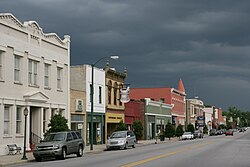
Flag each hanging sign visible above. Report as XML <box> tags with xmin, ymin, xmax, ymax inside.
<box><xmin>120</xmin><ymin>86</ymin><xmax>130</xmax><ymax>103</ymax></box>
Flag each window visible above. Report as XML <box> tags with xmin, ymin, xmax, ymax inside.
<box><xmin>44</xmin><ymin>64</ymin><xmax>50</xmax><ymax>87</ymax></box>
<box><xmin>71</xmin><ymin>132</ymin><xmax>78</xmax><ymax>140</ymax></box>
<box><xmin>99</xmin><ymin>86</ymin><xmax>102</xmax><ymax>104</ymax></box>
<box><xmin>4</xmin><ymin>106</ymin><xmax>10</xmax><ymax>135</ymax></box>
<box><xmin>57</xmin><ymin>67</ymin><xmax>62</xmax><ymax>90</ymax></box>
<box><xmin>0</xmin><ymin>51</ymin><xmax>3</xmax><ymax>80</ymax></box>
<box><xmin>16</xmin><ymin>107</ymin><xmax>22</xmax><ymax>134</ymax></box>
<box><xmin>28</xmin><ymin>59</ymin><xmax>38</xmax><ymax>86</ymax></box>
<box><xmin>14</xmin><ymin>55</ymin><xmax>21</xmax><ymax>82</ymax></box>
<box><xmin>90</xmin><ymin>84</ymin><xmax>92</xmax><ymax>102</ymax></box>
<box><xmin>114</xmin><ymin>83</ymin><xmax>118</xmax><ymax>105</ymax></box>
<box><xmin>108</xmin><ymin>81</ymin><xmax>112</xmax><ymax>105</ymax></box>
<box><xmin>43</xmin><ymin>109</ymin><xmax>46</xmax><ymax>133</ymax></box>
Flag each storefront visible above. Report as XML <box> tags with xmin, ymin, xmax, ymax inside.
<box><xmin>71</xmin><ymin>114</ymin><xmax>85</xmax><ymax>140</ymax></box>
<box><xmin>86</xmin><ymin>113</ymin><xmax>105</xmax><ymax>145</ymax></box>
<box><xmin>106</xmin><ymin>112</ymin><xmax>124</xmax><ymax>138</ymax></box>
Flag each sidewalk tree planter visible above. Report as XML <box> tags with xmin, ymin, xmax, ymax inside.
<box><xmin>44</xmin><ymin>114</ymin><xmax>69</xmax><ymax>137</ymax></box>
<box><xmin>186</xmin><ymin>124</ymin><xmax>195</xmax><ymax>133</ymax></box>
<box><xmin>164</xmin><ymin>122</ymin><xmax>175</xmax><ymax>140</ymax></box>
<box><xmin>175</xmin><ymin>124</ymin><xmax>184</xmax><ymax>139</ymax></box>
<box><xmin>132</xmin><ymin>120</ymin><xmax>143</xmax><ymax>140</ymax></box>
<box><xmin>115</xmin><ymin>121</ymin><xmax>127</xmax><ymax>131</ymax></box>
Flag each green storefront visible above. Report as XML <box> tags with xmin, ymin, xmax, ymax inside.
<box><xmin>86</xmin><ymin>113</ymin><xmax>105</xmax><ymax>145</ymax></box>
<box><xmin>144</xmin><ymin>98</ymin><xmax>172</xmax><ymax>140</ymax></box>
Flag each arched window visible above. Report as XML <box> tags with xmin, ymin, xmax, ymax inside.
<box><xmin>114</xmin><ymin>82</ymin><xmax>118</xmax><ymax>105</ymax></box>
<box><xmin>108</xmin><ymin>80</ymin><xmax>112</xmax><ymax>105</ymax></box>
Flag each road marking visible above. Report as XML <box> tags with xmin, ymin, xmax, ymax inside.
<box><xmin>120</xmin><ymin>142</ymin><xmax>213</xmax><ymax>167</ymax></box>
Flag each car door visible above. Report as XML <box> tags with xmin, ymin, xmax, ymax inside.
<box><xmin>71</xmin><ymin>132</ymin><xmax>79</xmax><ymax>153</ymax></box>
<box><xmin>66</xmin><ymin>132</ymin><xmax>74</xmax><ymax>154</ymax></box>
<box><xmin>127</xmin><ymin>131</ymin><xmax>133</xmax><ymax>146</ymax></box>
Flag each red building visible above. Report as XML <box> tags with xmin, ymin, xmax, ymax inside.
<box><xmin>217</xmin><ymin>108</ymin><xmax>225</xmax><ymax>125</ymax></box>
<box><xmin>124</xmin><ymin>100</ymin><xmax>145</xmax><ymax>132</ymax></box>
<box><xmin>130</xmin><ymin>79</ymin><xmax>186</xmax><ymax>127</ymax></box>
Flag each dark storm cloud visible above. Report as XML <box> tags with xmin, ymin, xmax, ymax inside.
<box><xmin>1</xmin><ymin>0</ymin><xmax>250</xmax><ymax>110</ymax></box>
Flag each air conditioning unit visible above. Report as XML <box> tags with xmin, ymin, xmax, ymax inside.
<box><xmin>75</xmin><ymin>99</ymin><xmax>83</xmax><ymax>112</ymax></box>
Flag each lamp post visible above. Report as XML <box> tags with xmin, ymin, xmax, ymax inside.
<box><xmin>22</xmin><ymin>107</ymin><xmax>28</xmax><ymax>160</ymax></box>
<box><xmin>90</xmin><ymin>55</ymin><xmax>119</xmax><ymax>150</ymax></box>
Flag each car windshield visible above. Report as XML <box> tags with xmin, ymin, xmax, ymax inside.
<box><xmin>44</xmin><ymin>133</ymin><xmax>65</xmax><ymax>142</ymax></box>
<box><xmin>110</xmin><ymin>132</ymin><xmax>126</xmax><ymax>139</ymax></box>
<box><xmin>183</xmin><ymin>132</ymin><xmax>191</xmax><ymax>135</ymax></box>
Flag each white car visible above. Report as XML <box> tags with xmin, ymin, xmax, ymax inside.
<box><xmin>181</xmin><ymin>132</ymin><xmax>194</xmax><ymax>140</ymax></box>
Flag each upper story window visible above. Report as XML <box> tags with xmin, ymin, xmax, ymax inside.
<box><xmin>114</xmin><ymin>83</ymin><xmax>118</xmax><ymax>105</ymax></box>
<box><xmin>108</xmin><ymin>81</ymin><xmax>112</xmax><ymax>105</ymax></box>
<box><xmin>99</xmin><ymin>86</ymin><xmax>102</xmax><ymax>104</ymax></box>
<box><xmin>14</xmin><ymin>55</ymin><xmax>21</xmax><ymax>83</ymax></box>
<box><xmin>57</xmin><ymin>67</ymin><xmax>63</xmax><ymax>90</ymax></box>
<box><xmin>28</xmin><ymin>59</ymin><xmax>38</xmax><ymax>86</ymax></box>
<box><xmin>0</xmin><ymin>51</ymin><xmax>3</xmax><ymax>80</ymax></box>
<box><xmin>44</xmin><ymin>64</ymin><xmax>50</xmax><ymax>88</ymax></box>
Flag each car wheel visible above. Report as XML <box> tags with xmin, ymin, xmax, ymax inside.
<box><xmin>132</xmin><ymin>141</ymin><xmax>136</xmax><ymax>148</ymax></box>
<box><xmin>35</xmin><ymin>157</ymin><xmax>42</xmax><ymax>162</ymax></box>
<box><xmin>77</xmin><ymin>145</ymin><xmax>83</xmax><ymax>157</ymax></box>
<box><xmin>124</xmin><ymin>142</ymin><xmax>128</xmax><ymax>150</ymax></box>
<box><xmin>61</xmin><ymin>147</ymin><xmax>66</xmax><ymax>160</ymax></box>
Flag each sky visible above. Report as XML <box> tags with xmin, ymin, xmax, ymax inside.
<box><xmin>1</xmin><ymin>0</ymin><xmax>250</xmax><ymax>111</ymax></box>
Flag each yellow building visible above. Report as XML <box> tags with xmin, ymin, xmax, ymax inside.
<box><xmin>104</xmin><ymin>62</ymin><xmax>127</xmax><ymax>140</ymax></box>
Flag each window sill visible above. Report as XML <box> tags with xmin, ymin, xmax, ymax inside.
<box><xmin>3</xmin><ymin>135</ymin><xmax>12</xmax><ymax>139</ymax></box>
<box><xmin>14</xmin><ymin>81</ymin><xmax>23</xmax><ymax>85</ymax></box>
<box><xmin>16</xmin><ymin>135</ymin><xmax>24</xmax><ymax>138</ymax></box>
<box><xmin>57</xmin><ymin>89</ymin><xmax>63</xmax><ymax>92</ymax></box>
<box><xmin>44</xmin><ymin>86</ymin><xmax>51</xmax><ymax>90</ymax></box>
<box><xmin>29</xmin><ymin>84</ymin><xmax>39</xmax><ymax>88</ymax></box>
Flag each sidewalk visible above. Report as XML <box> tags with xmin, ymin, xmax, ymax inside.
<box><xmin>0</xmin><ymin>138</ymin><xmax>178</xmax><ymax>167</ymax></box>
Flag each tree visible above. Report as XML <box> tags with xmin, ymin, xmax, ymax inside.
<box><xmin>115</xmin><ymin>121</ymin><xmax>127</xmax><ymax>131</ymax></box>
<box><xmin>132</xmin><ymin>120</ymin><xmax>143</xmax><ymax>140</ymax></box>
<box><xmin>45</xmin><ymin>114</ymin><xmax>69</xmax><ymax>137</ymax></box>
<box><xmin>175</xmin><ymin>124</ymin><xmax>184</xmax><ymax>139</ymax></box>
<box><xmin>186</xmin><ymin>124</ymin><xmax>195</xmax><ymax>133</ymax></box>
<box><xmin>164</xmin><ymin>122</ymin><xmax>175</xmax><ymax>140</ymax></box>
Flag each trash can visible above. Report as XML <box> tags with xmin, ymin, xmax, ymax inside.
<box><xmin>160</xmin><ymin>135</ymin><xmax>165</xmax><ymax>141</ymax></box>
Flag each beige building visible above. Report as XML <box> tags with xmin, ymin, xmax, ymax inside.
<box><xmin>104</xmin><ymin>62</ymin><xmax>127</xmax><ymax>139</ymax></box>
<box><xmin>186</xmin><ymin>98</ymin><xmax>204</xmax><ymax>130</ymax></box>
<box><xmin>0</xmin><ymin>13</ymin><xmax>70</xmax><ymax>155</ymax></box>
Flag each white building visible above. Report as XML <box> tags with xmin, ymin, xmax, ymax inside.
<box><xmin>0</xmin><ymin>13</ymin><xmax>70</xmax><ymax>155</ymax></box>
<box><xmin>203</xmin><ymin>107</ymin><xmax>214</xmax><ymax>132</ymax></box>
<box><xmin>70</xmin><ymin>65</ymin><xmax>106</xmax><ymax>145</ymax></box>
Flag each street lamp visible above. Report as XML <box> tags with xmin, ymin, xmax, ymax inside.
<box><xmin>90</xmin><ymin>55</ymin><xmax>119</xmax><ymax>150</ymax></box>
<box><xmin>22</xmin><ymin>107</ymin><xmax>28</xmax><ymax>160</ymax></box>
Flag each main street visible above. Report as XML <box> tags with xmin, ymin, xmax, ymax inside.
<box><xmin>10</xmin><ymin>130</ymin><xmax>250</xmax><ymax>167</ymax></box>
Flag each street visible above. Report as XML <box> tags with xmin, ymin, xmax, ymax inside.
<box><xmin>10</xmin><ymin>130</ymin><xmax>250</xmax><ymax>167</ymax></box>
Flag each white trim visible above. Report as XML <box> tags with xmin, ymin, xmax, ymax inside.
<box><xmin>172</xmin><ymin>113</ymin><xmax>186</xmax><ymax>117</ymax></box>
<box><xmin>13</xmin><ymin>50</ymin><xmax>24</xmax><ymax>57</ymax></box>
<box><xmin>0</xmin><ymin>45</ymin><xmax>7</xmax><ymax>51</ymax></box>
<box><xmin>28</xmin><ymin>54</ymin><xmax>40</xmax><ymax>62</ymax></box>
<box><xmin>145</xmin><ymin>113</ymin><xmax>171</xmax><ymax>117</ymax></box>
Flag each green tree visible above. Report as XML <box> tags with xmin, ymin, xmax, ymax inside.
<box><xmin>45</xmin><ymin>114</ymin><xmax>69</xmax><ymax>137</ymax></box>
<box><xmin>164</xmin><ymin>122</ymin><xmax>175</xmax><ymax>140</ymax></box>
<box><xmin>115</xmin><ymin>121</ymin><xmax>127</xmax><ymax>131</ymax></box>
<box><xmin>186</xmin><ymin>124</ymin><xmax>195</xmax><ymax>133</ymax></box>
<box><xmin>175</xmin><ymin>124</ymin><xmax>184</xmax><ymax>138</ymax></box>
<box><xmin>132</xmin><ymin>120</ymin><xmax>143</xmax><ymax>140</ymax></box>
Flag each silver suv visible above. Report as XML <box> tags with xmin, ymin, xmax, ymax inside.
<box><xmin>106</xmin><ymin>130</ymin><xmax>136</xmax><ymax>150</ymax></box>
<box><xmin>33</xmin><ymin>131</ymin><xmax>84</xmax><ymax>162</ymax></box>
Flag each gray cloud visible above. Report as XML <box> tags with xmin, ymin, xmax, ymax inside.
<box><xmin>1</xmin><ymin>0</ymin><xmax>250</xmax><ymax>111</ymax></box>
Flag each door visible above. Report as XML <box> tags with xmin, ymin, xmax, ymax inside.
<box><xmin>66</xmin><ymin>132</ymin><xmax>74</xmax><ymax>154</ymax></box>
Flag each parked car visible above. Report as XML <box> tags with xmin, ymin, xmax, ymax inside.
<box><xmin>33</xmin><ymin>131</ymin><xmax>85</xmax><ymax>162</ymax></box>
<box><xmin>225</xmin><ymin>130</ymin><xmax>234</xmax><ymax>136</ymax></box>
<box><xmin>181</xmin><ymin>132</ymin><xmax>194</xmax><ymax>140</ymax></box>
<box><xmin>209</xmin><ymin>129</ymin><xmax>217</xmax><ymax>136</ymax></box>
<box><xmin>193</xmin><ymin>130</ymin><xmax>204</xmax><ymax>139</ymax></box>
<box><xmin>106</xmin><ymin>130</ymin><xmax>136</xmax><ymax>150</ymax></box>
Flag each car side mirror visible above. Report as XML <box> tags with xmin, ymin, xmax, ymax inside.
<box><xmin>127</xmin><ymin>135</ymin><xmax>131</xmax><ymax>138</ymax></box>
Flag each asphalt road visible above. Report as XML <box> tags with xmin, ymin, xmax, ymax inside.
<box><xmin>11</xmin><ymin>130</ymin><xmax>250</xmax><ymax>167</ymax></box>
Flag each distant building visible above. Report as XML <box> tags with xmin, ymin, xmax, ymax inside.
<box><xmin>130</xmin><ymin>79</ymin><xmax>186</xmax><ymax>127</ymax></box>
<box><xmin>186</xmin><ymin>98</ymin><xmax>205</xmax><ymax>131</ymax></box>
<box><xmin>0</xmin><ymin>13</ymin><xmax>70</xmax><ymax>155</ymax></box>
<box><xmin>203</xmin><ymin>106</ymin><xmax>214</xmax><ymax>132</ymax></box>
